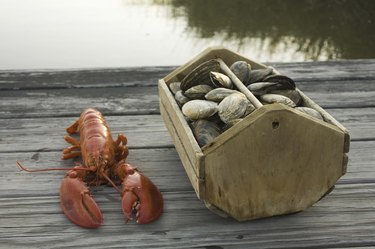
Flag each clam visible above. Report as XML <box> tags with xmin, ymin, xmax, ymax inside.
<box><xmin>206</xmin><ymin>112</ymin><xmax>224</xmax><ymax>125</ymax></box>
<box><xmin>247</xmin><ymin>68</ymin><xmax>274</xmax><ymax>85</ymax></box>
<box><xmin>263</xmin><ymin>75</ymin><xmax>296</xmax><ymax>90</ymax></box>
<box><xmin>218</xmin><ymin>93</ymin><xmax>248</xmax><ymax>124</ymax></box>
<box><xmin>169</xmin><ymin>82</ymin><xmax>181</xmax><ymax>95</ymax></box>
<box><xmin>180</xmin><ymin>59</ymin><xmax>220</xmax><ymax>91</ymax></box>
<box><xmin>175</xmin><ymin>90</ymin><xmax>190</xmax><ymax>106</ymax></box>
<box><xmin>260</xmin><ymin>94</ymin><xmax>296</xmax><ymax>108</ymax></box>
<box><xmin>295</xmin><ymin>107</ymin><xmax>323</xmax><ymax>120</ymax></box>
<box><xmin>229</xmin><ymin>61</ymin><xmax>252</xmax><ymax>83</ymax></box>
<box><xmin>243</xmin><ymin>100</ymin><xmax>256</xmax><ymax>117</ymax></box>
<box><xmin>182</xmin><ymin>100</ymin><xmax>218</xmax><ymax>120</ymax></box>
<box><xmin>192</xmin><ymin>119</ymin><xmax>222</xmax><ymax>147</ymax></box>
<box><xmin>210</xmin><ymin>72</ymin><xmax>233</xmax><ymax>89</ymax></box>
<box><xmin>184</xmin><ymin>84</ymin><xmax>213</xmax><ymax>99</ymax></box>
<box><xmin>222</xmin><ymin>118</ymin><xmax>243</xmax><ymax>131</ymax></box>
<box><xmin>205</xmin><ymin>88</ymin><xmax>239</xmax><ymax>102</ymax></box>
<box><xmin>247</xmin><ymin>82</ymin><xmax>281</xmax><ymax>95</ymax></box>
<box><xmin>270</xmin><ymin>89</ymin><xmax>302</xmax><ymax>106</ymax></box>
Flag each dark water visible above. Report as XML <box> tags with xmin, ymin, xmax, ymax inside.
<box><xmin>0</xmin><ymin>0</ymin><xmax>374</xmax><ymax>69</ymax></box>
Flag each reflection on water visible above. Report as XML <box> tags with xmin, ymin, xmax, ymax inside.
<box><xmin>160</xmin><ymin>0</ymin><xmax>375</xmax><ymax>61</ymax></box>
<box><xmin>0</xmin><ymin>0</ymin><xmax>374</xmax><ymax>69</ymax></box>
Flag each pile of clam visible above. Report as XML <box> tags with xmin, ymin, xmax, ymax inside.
<box><xmin>168</xmin><ymin>59</ymin><xmax>324</xmax><ymax>147</ymax></box>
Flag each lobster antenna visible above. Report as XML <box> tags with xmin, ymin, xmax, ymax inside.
<box><xmin>17</xmin><ymin>161</ymin><xmax>121</xmax><ymax>194</ymax></box>
<box><xmin>100</xmin><ymin>173</ymin><xmax>121</xmax><ymax>194</ymax></box>
<box><xmin>16</xmin><ymin>161</ymin><xmax>93</xmax><ymax>173</ymax></box>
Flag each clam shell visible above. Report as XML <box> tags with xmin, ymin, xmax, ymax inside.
<box><xmin>242</xmin><ymin>100</ymin><xmax>256</xmax><ymax>117</ymax></box>
<box><xmin>247</xmin><ymin>68</ymin><xmax>274</xmax><ymax>85</ymax></box>
<box><xmin>181</xmin><ymin>59</ymin><xmax>220</xmax><ymax>92</ymax></box>
<box><xmin>205</xmin><ymin>112</ymin><xmax>224</xmax><ymax>125</ymax></box>
<box><xmin>295</xmin><ymin>107</ymin><xmax>323</xmax><ymax>120</ymax></box>
<box><xmin>175</xmin><ymin>90</ymin><xmax>190</xmax><ymax>106</ymax></box>
<box><xmin>229</xmin><ymin>61</ymin><xmax>252</xmax><ymax>83</ymax></box>
<box><xmin>210</xmin><ymin>72</ymin><xmax>233</xmax><ymax>89</ymax></box>
<box><xmin>260</xmin><ymin>94</ymin><xmax>296</xmax><ymax>108</ymax></box>
<box><xmin>263</xmin><ymin>75</ymin><xmax>296</xmax><ymax>90</ymax></box>
<box><xmin>205</xmin><ymin>88</ymin><xmax>239</xmax><ymax>102</ymax></box>
<box><xmin>182</xmin><ymin>100</ymin><xmax>218</xmax><ymax>120</ymax></box>
<box><xmin>169</xmin><ymin>82</ymin><xmax>181</xmax><ymax>95</ymax></box>
<box><xmin>247</xmin><ymin>82</ymin><xmax>280</xmax><ymax>95</ymax></box>
<box><xmin>270</xmin><ymin>89</ymin><xmax>302</xmax><ymax>106</ymax></box>
<box><xmin>218</xmin><ymin>93</ymin><xmax>248</xmax><ymax>124</ymax></box>
<box><xmin>192</xmin><ymin>119</ymin><xmax>222</xmax><ymax>147</ymax></box>
<box><xmin>184</xmin><ymin>84</ymin><xmax>213</xmax><ymax>99</ymax></box>
<box><xmin>222</xmin><ymin>118</ymin><xmax>243</xmax><ymax>131</ymax></box>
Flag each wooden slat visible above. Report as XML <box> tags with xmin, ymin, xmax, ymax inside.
<box><xmin>1</xmin><ymin>82</ymin><xmax>374</xmax><ymax>119</ymax></box>
<box><xmin>1</xmin><ymin>59</ymin><xmax>374</xmax><ymax>90</ymax></box>
<box><xmin>1</xmin><ymin>149</ymin><xmax>192</xmax><ymax>196</ymax></box>
<box><xmin>1</xmin><ymin>107</ymin><xmax>374</xmax><ymax>154</ymax></box>
<box><xmin>0</xmin><ymin>115</ymin><xmax>173</xmax><ymax>152</ymax></box>
<box><xmin>0</xmin><ymin>66</ymin><xmax>175</xmax><ymax>90</ymax></box>
<box><xmin>0</xmin><ymin>60</ymin><xmax>374</xmax><ymax>248</ymax></box>
<box><xmin>1</xmin><ymin>141</ymin><xmax>374</xmax><ymax>196</ymax></box>
<box><xmin>0</xmin><ymin>184</ymin><xmax>374</xmax><ymax>248</ymax></box>
<box><xmin>270</xmin><ymin>59</ymin><xmax>375</xmax><ymax>81</ymax></box>
<box><xmin>0</xmin><ymin>86</ymin><xmax>160</xmax><ymax>118</ymax></box>
<box><xmin>2</xmin><ymin>145</ymin><xmax>375</xmax><ymax>247</ymax></box>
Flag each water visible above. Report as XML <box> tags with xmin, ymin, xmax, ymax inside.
<box><xmin>0</xmin><ymin>0</ymin><xmax>374</xmax><ymax>70</ymax></box>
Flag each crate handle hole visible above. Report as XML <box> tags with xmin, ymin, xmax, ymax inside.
<box><xmin>272</xmin><ymin>121</ymin><xmax>279</xmax><ymax>129</ymax></box>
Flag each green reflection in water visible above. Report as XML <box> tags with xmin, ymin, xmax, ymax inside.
<box><xmin>154</xmin><ymin>0</ymin><xmax>375</xmax><ymax>60</ymax></box>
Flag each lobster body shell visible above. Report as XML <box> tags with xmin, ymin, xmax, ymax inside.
<box><xmin>74</xmin><ymin>109</ymin><xmax>115</xmax><ymax>167</ymax></box>
<box><xmin>65</xmin><ymin>109</ymin><xmax>117</xmax><ymax>183</ymax></box>
<box><xmin>59</xmin><ymin>108</ymin><xmax>163</xmax><ymax>228</ymax></box>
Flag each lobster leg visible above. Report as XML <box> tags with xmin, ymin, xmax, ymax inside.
<box><xmin>61</xmin><ymin>151</ymin><xmax>82</xmax><ymax>160</ymax></box>
<box><xmin>114</xmin><ymin>160</ymin><xmax>163</xmax><ymax>224</ymax></box>
<box><xmin>63</xmin><ymin>145</ymin><xmax>80</xmax><ymax>154</ymax></box>
<box><xmin>66</xmin><ymin>119</ymin><xmax>79</xmax><ymax>134</ymax></box>
<box><xmin>62</xmin><ymin>136</ymin><xmax>81</xmax><ymax>160</ymax></box>
<box><xmin>60</xmin><ymin>169</ymin><xmax>103</xmax><ymax>228</ymax></box>
<box><xmin>116</xmin><ymin>145</ymin><xmax>129</xmax><ymax>161</ymax></box>
<box><xmin>64</xmin><ymin>135</ymin><xmax>79</xmax><ymax>145</ymax></box>
<box><xmin>114</xmin><ymin>133</ymin><xmax>127</xmax><ymax>147</ymax></box>
<box><xmin>114</xmin><ymin>133</ymin><xmax>129</xmax><ymax>161</ymax></box>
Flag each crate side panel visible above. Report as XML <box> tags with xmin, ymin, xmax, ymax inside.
<box><xmin>204</xmin><ymin>106</ymin><xmax>346</xmax><ymax>221</ymax></box>
<box><xmin>158</xmin><ymin>80</ymin><xmax>204</xmax><ymax>197</ymax></box>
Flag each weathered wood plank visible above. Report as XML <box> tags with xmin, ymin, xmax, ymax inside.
<box><xmin>0</xmin><ymin>183</ymin><xmax>374</xmax><ymax>248</ymax></box>
<box><xmin>0</xmin><ymin>60</ymin><xmax>374</xmax><ymax>90</ymax></box>
<box><xmin>0</xmin><ymin>107</ymin><xmax>373</xmax><ymax>153</ymax></box>
<box><xmin>270</xmin><ymin>59</ymin><xmax>375</xmax><ymax>81</ymax></box>
<box><xmin>340</xmin><ymin>141</ymin><xmax>375</xmax><ymax>184</ymax></box>
<box><xmin>0</xmin><ymin>66</ymin><xmax>175</xmax><ymax>90</ymax></box>
<box><xmin>1</xmin><ymin>141</ymin><xmax>374</xmax><ymax>198</ymax></box>
<box><xmin>0</xmin><ymin>60</ymin><xmax>374</xmax><ymax>249</ymax></box>
<box><xmin>302</xmin><ymin>90</ymin><xmax>375</xmax><ymax>109</ymax></box>
<box><xmin>1</xmin><ymin>82</ymin><xmax>374</xmax><ymax>119</ymax></box>
<box><xmin>0</xmin><ymin>115</ymin><xmax>173</xmax><ymax>152</ymax></box>
<box><xmin>0</xmin><ymin>86</ymin><xmax>160</xmax><ymax>118</ymax></box>
<box><xmin>298</xmin><ymin>79</ymin><xmax>375</xmax><ymax>92</ymax></box>
<box><xmin>1</xmin><ymin>149</ymin><xmax>192</xmax><ymax>196</ymax></box>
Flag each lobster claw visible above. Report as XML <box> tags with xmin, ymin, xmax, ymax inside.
<box><xmin>60</xmin><ymin>172</ymin><xmax>103</xmax><ymax>228</ymax></box>
<box><xmin>119</xmin><ymin>163</ymin><xmax>163</xmax><ymax>224</ymax></box>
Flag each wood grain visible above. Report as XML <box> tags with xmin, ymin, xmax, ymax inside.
<box><xmin>1</xmin><ymin>60</ymin><xmax>374</xmax><ymax>248</ymax></box>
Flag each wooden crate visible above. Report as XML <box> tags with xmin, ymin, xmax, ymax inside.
<box><xmin>158</xmin><ymin>46</ymin><xmax>349</xmax><ymax>221</ymax></box>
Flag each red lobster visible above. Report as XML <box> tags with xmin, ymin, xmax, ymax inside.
<box><xmin>17</xmin><ymin>108</ymin><xmax>163</xmax><ymax>228</ymax></box>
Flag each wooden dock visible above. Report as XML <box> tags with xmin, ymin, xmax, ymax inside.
<box><xmin>0</xmin><ymin>59</ymin><xmax>374</xmax><ymax>248</ymax></box>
